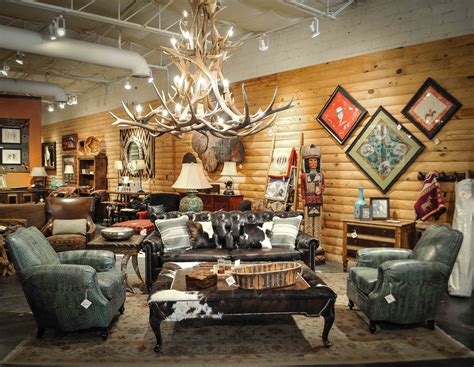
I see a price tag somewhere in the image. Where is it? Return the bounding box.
[81,298,92,309]
[234,259,241,267]
[351,231,357,239]
[397,124,402,130]
[140,228,147,236]
[434,138,440,145]
[385,294,396,304]
[226,276,236,286]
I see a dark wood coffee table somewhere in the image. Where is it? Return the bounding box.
[87,234,145,293]
[148,261,337,352]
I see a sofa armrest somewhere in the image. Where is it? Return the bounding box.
[41,220,53,237]
[142,231,164,253]
[58,250,115,272]
[86,220,96,243]
[142,231,164,292]
[295,232,318,271]
[378,259,447,284]
[356,248,412,269]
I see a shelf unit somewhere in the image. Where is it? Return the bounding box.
[77,153,107,190]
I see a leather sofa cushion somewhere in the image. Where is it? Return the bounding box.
[230,248,301,262]
[161,248,231,263]
[97,270,125,301]
[47,234,86,252]
[349,267,378,295]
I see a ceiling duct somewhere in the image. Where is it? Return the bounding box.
[0,24,151,78]
[0,77,67,102]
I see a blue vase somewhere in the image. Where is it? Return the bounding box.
[354,186,366,218]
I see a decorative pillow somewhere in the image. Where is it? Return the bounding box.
[270,216,302,248]
[187,221,216,249]
[147,204,165,220]
[238,222,273,249]
[52,219,87,236]
[154,215,191,252]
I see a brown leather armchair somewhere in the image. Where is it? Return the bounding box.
[41,197,96,252]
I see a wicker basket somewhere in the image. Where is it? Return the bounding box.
[231,262,302,290]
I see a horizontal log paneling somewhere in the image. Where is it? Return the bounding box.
[43,35,474,260]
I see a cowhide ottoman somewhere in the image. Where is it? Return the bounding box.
[148,261,337,352]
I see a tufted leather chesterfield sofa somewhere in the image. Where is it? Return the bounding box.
[143,210,319,292]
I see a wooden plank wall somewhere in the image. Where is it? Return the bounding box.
[42,35,474,260]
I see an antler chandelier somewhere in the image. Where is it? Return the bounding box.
[111,0,293,139]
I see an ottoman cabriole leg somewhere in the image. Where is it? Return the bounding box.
[321,298,336,348]
[149,303,166,353]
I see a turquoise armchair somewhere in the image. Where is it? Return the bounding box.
[6,227,126,339]
[347,225,462,333]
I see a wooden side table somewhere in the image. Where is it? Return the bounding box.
[87,234,145,293]
[342,219,416,272]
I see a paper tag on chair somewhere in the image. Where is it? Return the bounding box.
[81,298,92,309]
[140,228,147,236]
[385,294,396,304]
[226,276,236,286]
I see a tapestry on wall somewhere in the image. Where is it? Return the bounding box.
[317,85,367,145]
[0,119,29,172]
[346,106,424,194]
[402,77,462,139]
[120,128,154,178]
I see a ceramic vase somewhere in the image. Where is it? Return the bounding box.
[354,186,366,218]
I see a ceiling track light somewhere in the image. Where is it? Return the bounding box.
[309,17,320,38]
[15,51,24,65]
[148,75,154,83]
[47,103,54,112]
[257,33,269,51]
[1,62,10,76]
[59,102,66,109]
[56,15,66,37]
[67,94,78,105]
[124,78,132,90]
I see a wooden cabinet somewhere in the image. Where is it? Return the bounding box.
[342,219,416,271]
[0,188,50,204]
[78,153,107,190]
[179,193,244,211]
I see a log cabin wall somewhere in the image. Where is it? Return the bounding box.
[42,35,474,261]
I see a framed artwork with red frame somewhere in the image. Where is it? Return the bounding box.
[317,85,367,145]
[402,78,462,139]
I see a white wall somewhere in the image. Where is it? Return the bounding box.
[224,0,474,82]
[43,0,474,123]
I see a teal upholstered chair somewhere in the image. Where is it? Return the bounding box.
[347,225,462,333]
[6,227,126,339]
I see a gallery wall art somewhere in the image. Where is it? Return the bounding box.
[0,118,29,172]
[42,142,56,170]
[317,85,367,145]
[62,134,78,151]
[402,78,462,139]
[346,106,424,194]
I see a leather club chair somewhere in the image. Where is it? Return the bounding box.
[42,197,96,252]
[6,226,125,339]
[347,224,463,333]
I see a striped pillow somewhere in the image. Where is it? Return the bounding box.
[270,216,302,248]
[154,215,191,252]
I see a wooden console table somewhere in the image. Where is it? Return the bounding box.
[179,193,244,211]
[0,188,51,204]
[342,219,416,272]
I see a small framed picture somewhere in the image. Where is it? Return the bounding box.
[62,134,78,151]
[360,205,373,221]
[1,148,22,165]
[1,127,21,144]
[370,197,390,220]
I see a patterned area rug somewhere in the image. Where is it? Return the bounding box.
[2,273,473,366]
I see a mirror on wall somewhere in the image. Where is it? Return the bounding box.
[123,136,144,175]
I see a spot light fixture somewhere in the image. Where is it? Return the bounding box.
[257,33,269,51]
[309,17,320,38]
[59,102,66,109]
[48,15,66,40]
[67,94,78,105]
[48,104,54,112]
[15,51,24,65]
[0,62,9,76]
[124,78,132,90]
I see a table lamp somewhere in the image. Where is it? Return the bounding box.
[134,159,146,192]
[220,161,238,195]
[114,160,123,186]
[172,162,211,212]
[64,164,74,182]
[0,166,7,189]
[30,166,48,188]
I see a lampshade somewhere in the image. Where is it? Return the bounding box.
[220,161,238,176]
[64,165,74,174]
[30,167,48,177]
[114,160,123,170]
[172,163,211,190]
[134,159,146,170]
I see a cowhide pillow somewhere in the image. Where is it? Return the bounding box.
[238,222,273,249]
[187,221,216,249]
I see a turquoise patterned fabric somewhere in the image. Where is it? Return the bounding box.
[6,227,59,271]
[58,250,116,272]
[97,270,125,301]
[349,267,378,295]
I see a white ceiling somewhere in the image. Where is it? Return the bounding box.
[0,0,353,100]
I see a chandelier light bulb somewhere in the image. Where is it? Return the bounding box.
[124,79,132,90]
[309,17,320,38]
[59,102,65,109]
[183,31,191,40]
[218,116,224,124]
[162,109,169,117]
[183,10,188,18]
[48,104,54,112]
[175,103,182,113]
[258,33,269,51]
[174,74,183,87]
[227,26,234,37]
[15,51,24,65]
[170,38,178,47]
[135,104,142,113]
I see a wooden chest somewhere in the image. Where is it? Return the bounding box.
[342,219,416,272]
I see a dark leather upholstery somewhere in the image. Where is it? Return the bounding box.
[143,210,319,292]
[42,197,96,252]
[148,193,180,214]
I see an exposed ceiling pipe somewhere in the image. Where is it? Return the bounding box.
[0,24,152,78]
[0,77,67,102]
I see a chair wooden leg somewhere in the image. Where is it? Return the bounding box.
[119,303,125,314]
[100,328,109,341]
[37,327,45,338]
[427,320,435,330]
[369,321,376,334]
[348,299,354,310]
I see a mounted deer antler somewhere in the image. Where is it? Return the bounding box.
[111,0,293,138]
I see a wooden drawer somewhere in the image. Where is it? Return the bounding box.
[347,223,395,238]
[346,237,394,248]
